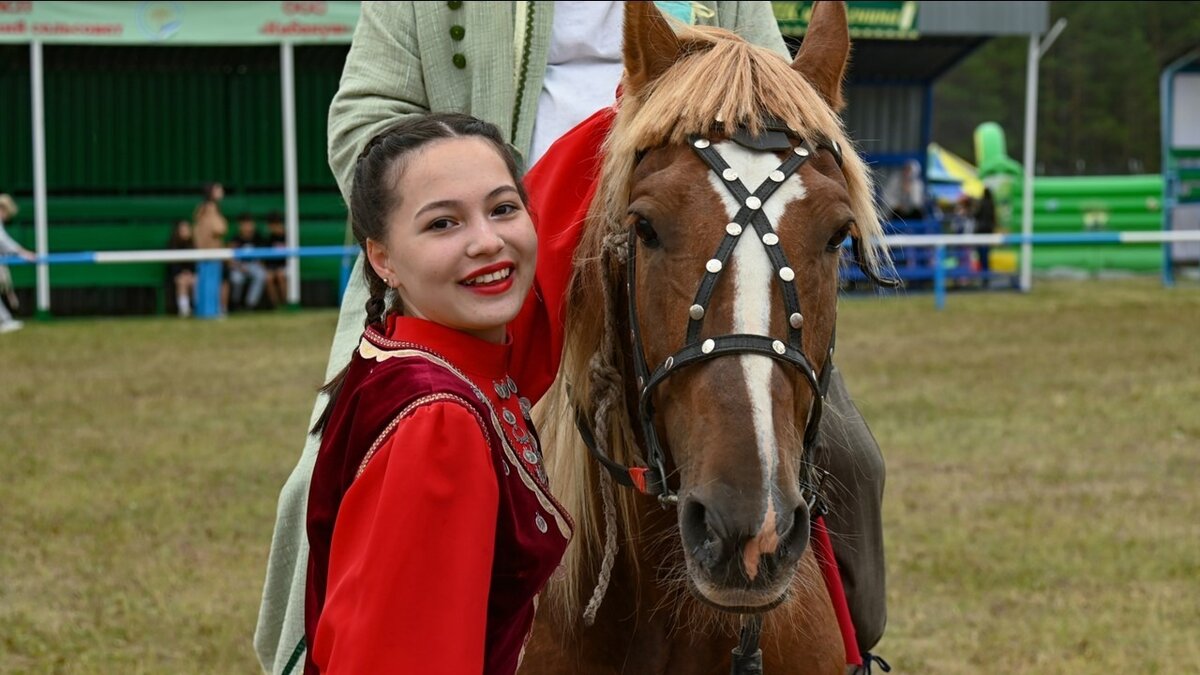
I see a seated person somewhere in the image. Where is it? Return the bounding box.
[228,213,269,311]
[166,219,197,317]
[264,211,288,309]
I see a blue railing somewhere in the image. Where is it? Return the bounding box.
[4,232,1199,314]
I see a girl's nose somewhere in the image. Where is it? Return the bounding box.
[466,220,506,257]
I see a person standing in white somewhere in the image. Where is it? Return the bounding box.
[529,2,625,164]
[0,194,35,334]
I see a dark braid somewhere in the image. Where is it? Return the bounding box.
[363,267,389,329]
[311,112,527,434]
[364,296,386,327]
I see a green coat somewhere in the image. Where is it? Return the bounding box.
[256,4,787,673]
[326,1,787,198]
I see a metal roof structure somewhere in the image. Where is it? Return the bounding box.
[778,1,1048,83]
[776,1,1050,161]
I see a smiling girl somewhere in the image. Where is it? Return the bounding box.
[301,112,597,675]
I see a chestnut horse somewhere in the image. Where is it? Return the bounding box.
[525,3,889,674]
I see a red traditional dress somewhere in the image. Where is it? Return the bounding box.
[303,107,613,675]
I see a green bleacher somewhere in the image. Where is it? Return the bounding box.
[4,192,350,315]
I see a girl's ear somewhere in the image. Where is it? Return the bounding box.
[365,238,395,286]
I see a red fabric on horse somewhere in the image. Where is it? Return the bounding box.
[815,515,864,667]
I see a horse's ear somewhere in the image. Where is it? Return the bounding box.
[792,0,850,111]
[623,1,684,94]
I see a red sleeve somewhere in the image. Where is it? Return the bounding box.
[509,106,617,404]
[312,403,499,675]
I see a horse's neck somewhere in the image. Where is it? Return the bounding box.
[570,499,733,673]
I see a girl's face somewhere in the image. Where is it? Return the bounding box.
[366,137,536,344]
[177,222,192,239]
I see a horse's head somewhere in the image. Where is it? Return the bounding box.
[551,1,889,619]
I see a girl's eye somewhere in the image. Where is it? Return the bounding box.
[428,218,455,231]
[493,203,519,217]
[826,223,851,252]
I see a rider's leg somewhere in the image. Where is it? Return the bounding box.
[813,363,887,655]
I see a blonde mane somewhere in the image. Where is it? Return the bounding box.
[535,23,891,628]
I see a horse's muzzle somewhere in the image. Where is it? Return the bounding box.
[679,493,811,609]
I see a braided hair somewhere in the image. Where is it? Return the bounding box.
[312,113,528,434]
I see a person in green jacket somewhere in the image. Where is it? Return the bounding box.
[254,3,887,673]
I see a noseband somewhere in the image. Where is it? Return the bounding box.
[578,118,847,508]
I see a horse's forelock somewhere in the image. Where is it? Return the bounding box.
[612,25,889,269]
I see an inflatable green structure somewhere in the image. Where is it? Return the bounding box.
[974,122,1164,273]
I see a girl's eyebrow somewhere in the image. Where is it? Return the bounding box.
[414,185,518,218]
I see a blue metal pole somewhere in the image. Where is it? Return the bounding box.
[195,261,222,319]
[934,244,946,311]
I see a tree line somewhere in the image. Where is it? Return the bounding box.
[933,1,1200,176]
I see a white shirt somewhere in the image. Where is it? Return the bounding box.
[529,1,624,165]
[0,216,24,256]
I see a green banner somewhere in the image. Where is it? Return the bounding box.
[773,1,919,40]
[0,1,360,44]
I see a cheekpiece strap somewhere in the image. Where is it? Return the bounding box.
[573,405,665,496]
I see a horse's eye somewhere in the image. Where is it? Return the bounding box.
[826,223,851,252]
[635,217,660,248]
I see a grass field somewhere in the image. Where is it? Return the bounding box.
[2,278,1198,674]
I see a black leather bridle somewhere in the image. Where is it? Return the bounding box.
[577,118,859,507]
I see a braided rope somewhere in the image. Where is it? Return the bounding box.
[581,237,627,625]
[581,451,618,626]
[600,230,629,263]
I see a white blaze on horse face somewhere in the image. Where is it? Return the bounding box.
[706,141,807,578]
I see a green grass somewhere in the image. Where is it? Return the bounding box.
[1,312,334,674]
[838,279,1200,674]
[2,279,1198,673]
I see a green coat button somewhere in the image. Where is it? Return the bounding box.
[447,1,462,9]
[450,25,465,41]
[452,53,467,69]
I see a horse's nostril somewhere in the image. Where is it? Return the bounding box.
[681,498,723,571]
[776,504,801,540]
[777,504,811,560]
[682,498,706,536]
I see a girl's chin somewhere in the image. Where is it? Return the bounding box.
[453,307,524,341]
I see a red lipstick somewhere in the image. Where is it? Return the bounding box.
[460,262,515,295]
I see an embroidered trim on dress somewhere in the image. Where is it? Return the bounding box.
[358,336,574,539]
